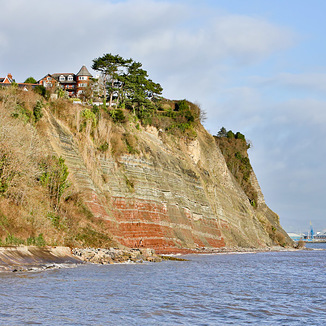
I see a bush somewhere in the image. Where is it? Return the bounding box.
[33,100,43,123]
[39,156,70,210]
[5,234,25,245]
[98,142,109,152]
[109,109,125,123]
[235,132,245,141]
[33,85,48,98]
[175,99,189,111]
[11,103,32,123]
[27,233,46,246]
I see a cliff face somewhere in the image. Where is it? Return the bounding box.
[0,88,291,251]
[43,108,291,252]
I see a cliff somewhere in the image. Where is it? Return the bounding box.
[0,88,292,252]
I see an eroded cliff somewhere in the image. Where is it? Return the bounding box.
[43,106,291,252]
[0,88,292,251]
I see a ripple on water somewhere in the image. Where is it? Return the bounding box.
[0,250,325,325]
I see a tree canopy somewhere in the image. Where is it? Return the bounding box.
[24,77,37,84]
[92,53,163,112]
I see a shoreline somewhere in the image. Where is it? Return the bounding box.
[0,246,83,273]
[0,245,320,273]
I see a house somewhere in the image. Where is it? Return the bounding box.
[38,65,93,97]
[38,74,56,92]
[0,73,39,91]
[0,73,14,84]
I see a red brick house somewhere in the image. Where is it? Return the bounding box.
[38,65,92,97]
[0,73,39,91]
[0,73,14,84]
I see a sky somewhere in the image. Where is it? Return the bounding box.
[1,0,325,233]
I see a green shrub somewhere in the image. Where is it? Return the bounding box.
[81,108,97,126]
[175,99,189,111]
[5,234,25,245]
[33,85,48,98]
[235,132,245,141]
[39,156,70,210]
[109,109,125,123]
[27,233,46,246]
[33,100,43,123]
[98,142,109,152]
[11,104,32,123]
[47,212,61,228]
[226,130,235,139]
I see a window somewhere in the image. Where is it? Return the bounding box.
[79,76,87,80]
[68,75,73,81]
[47,77,51,81]
[79,83,87,87]
[59,75,65,82]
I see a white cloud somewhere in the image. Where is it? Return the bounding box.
[253,72,326,93]
[0,0,294,84]
[209,15,293,64]
[277,98,326,126]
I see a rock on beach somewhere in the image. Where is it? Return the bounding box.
[72,247,162,264]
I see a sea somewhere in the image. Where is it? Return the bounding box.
[1,243,325,325]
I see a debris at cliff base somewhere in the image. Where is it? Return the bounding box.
[72,247,162,264]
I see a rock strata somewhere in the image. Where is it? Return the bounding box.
[42,109,292,251]
[72,247,162,264]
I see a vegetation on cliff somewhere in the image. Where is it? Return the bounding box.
[0,87,116,247]
[214,127,258,208]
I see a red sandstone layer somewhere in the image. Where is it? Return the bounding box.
[100,196,226,253]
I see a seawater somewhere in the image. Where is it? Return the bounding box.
[1,245,326,325]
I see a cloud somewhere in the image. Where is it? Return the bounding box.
[276,98,326,126]
[0,0,294,84]
[252,72,326,94]
[208,15,293,64]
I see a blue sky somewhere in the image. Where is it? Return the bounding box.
[1,0,325,232]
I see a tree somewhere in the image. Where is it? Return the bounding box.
[92,53,163,114]
[122,61,162,114]
[92,53,132,107]
[39,156,69,210]
[24,77,37,84]
[226,130,235,139]
[217,127,227,138]
[33,100,43,123]
[235,131,245,141]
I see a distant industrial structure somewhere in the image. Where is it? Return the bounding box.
[288,223,326,242]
